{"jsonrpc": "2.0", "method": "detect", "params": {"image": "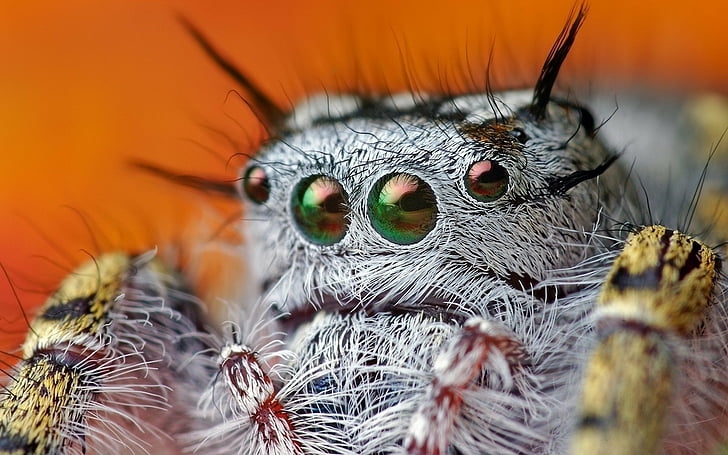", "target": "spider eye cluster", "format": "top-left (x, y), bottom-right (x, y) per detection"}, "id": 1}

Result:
top-left (242, 161), bottom-right (509, 246)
